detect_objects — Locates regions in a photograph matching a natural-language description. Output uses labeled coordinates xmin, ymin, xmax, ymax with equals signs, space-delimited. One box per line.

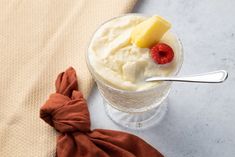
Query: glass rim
xmin=85 ymin=13 xmax=184 ymax=94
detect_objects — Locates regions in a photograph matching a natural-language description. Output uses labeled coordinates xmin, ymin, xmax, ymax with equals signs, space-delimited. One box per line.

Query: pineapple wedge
xmin=131 ymin=16 xmax=171 ymax=48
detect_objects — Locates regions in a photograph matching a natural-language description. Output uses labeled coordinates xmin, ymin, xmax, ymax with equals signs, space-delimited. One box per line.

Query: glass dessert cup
xmin=86 ymin=14 xmax=184 ymax=129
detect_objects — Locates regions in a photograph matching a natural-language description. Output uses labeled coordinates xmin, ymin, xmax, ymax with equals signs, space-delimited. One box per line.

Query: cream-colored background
xmin=0 ymin=0 xmax=137 ymax=156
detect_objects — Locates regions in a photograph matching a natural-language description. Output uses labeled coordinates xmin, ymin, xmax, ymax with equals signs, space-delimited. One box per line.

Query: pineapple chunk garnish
xmin=131 ymin=16 xmax=171 ymax=48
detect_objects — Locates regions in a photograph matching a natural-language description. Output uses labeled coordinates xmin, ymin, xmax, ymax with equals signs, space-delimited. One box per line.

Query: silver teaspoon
xmin=145 ymin=70 xmax=228 ymax=83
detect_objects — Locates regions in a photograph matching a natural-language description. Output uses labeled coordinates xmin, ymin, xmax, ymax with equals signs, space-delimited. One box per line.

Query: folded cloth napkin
xmin=0 ymin=1 xmax=137 ymax=156
xmin=40 ymin=67 xmax=163 ymax=157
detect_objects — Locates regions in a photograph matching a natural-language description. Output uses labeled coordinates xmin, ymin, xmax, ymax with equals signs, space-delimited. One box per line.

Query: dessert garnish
xmin=131 ymin=16 xmax=171 ymax=48
xmin=88 ymin=14 xmax=180 ymax=90
xmin=150 ymin=43 xmax=174 ymax=64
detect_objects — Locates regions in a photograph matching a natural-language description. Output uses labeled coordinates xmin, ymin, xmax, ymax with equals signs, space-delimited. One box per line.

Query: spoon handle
xmin=145 ymin=70 xmax=228 ymax=83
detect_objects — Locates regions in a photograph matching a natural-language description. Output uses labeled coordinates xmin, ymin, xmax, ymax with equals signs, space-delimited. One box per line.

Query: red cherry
xmin=150 ymin=43 xmax=174 ymax=64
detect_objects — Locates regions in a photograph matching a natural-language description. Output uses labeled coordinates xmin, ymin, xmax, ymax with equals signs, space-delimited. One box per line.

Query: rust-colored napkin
xmin=40 ymin=67 xmax=163 ymax=157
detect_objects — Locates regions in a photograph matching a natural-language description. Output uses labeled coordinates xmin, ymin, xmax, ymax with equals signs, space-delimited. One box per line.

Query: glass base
xmin=104 ymin=99 xmax=168 ymax=130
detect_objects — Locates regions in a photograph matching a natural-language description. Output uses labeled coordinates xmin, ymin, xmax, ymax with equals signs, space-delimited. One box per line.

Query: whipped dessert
xmin=88 ymin=14 xmax=182 ymax=91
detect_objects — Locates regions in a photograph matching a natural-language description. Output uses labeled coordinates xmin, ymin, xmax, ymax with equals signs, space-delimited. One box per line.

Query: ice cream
xmin=88 ymin=14 xmax=182 ymax=91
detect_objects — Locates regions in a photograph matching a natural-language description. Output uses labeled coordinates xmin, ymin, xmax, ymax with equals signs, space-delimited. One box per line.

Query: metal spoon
xmin=145 ymin=70 xmax=228 ymax=83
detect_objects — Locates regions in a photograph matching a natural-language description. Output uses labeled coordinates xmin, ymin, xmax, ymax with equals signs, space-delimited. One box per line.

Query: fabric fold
xmin=0 ymin=1 xmax=139 ymax=156
xmin=40 ymin=67 xmax=163 ymax=157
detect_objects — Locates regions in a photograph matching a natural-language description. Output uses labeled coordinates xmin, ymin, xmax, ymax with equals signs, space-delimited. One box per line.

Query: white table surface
xmin=88 ymin=0 xmax=235 ymax=156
